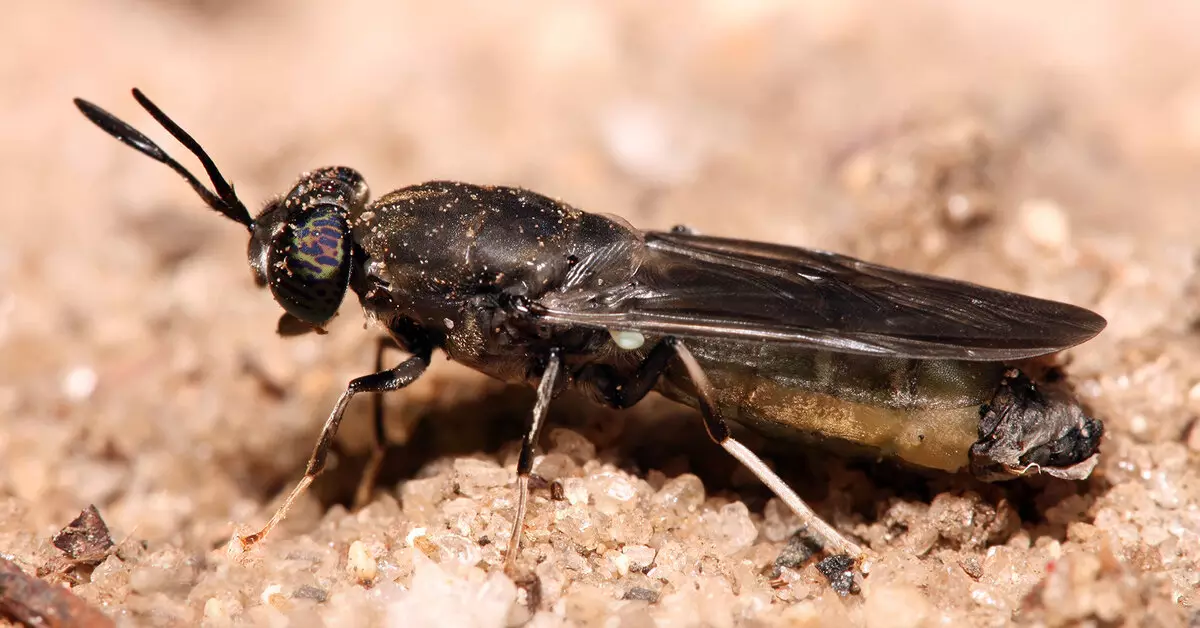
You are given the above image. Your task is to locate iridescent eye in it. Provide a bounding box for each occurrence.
[266,204,352,326]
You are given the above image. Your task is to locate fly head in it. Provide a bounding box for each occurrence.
[249,167,369,331]
[75,90,369,334]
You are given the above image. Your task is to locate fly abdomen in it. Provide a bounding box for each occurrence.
[656,338,1006,473]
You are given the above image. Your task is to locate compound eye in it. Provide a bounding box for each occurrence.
[266,204,352,326]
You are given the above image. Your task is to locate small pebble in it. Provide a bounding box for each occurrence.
[62,365,97,401]
[771,534,820,577]
[816,555,859,596]
[1018,198,1070,250]
[960,557,984,580]
[655,474,705,512]
[702,502,758,556]
[561,477,589,506]
[550,428,597,463]
[1185,419,1200,452]
[588,471,637,514]
[260,583,285,607]
[292,585,328,603]
[203,597,233,625]
[623,587,659,603]
[348,541,378,584]
[604,549,630,576]
[622,544,656,572]
[863,585,932,628]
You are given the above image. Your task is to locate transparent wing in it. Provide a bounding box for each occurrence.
[534,231,1106,360]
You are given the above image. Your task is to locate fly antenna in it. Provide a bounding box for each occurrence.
[74,88,254,229]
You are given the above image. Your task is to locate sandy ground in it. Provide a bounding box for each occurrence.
[2,1,1200,626]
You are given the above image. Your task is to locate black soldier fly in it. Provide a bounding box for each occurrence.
[74,89,1106,572]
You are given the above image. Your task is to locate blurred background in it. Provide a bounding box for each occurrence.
[2,0,1199,624]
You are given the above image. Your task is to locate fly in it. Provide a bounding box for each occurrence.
[74,89,1106,575]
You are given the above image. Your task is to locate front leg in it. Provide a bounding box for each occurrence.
[234,347,432,551]
[354,336,399,509]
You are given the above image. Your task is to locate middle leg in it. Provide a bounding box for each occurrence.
[505,349,565,569]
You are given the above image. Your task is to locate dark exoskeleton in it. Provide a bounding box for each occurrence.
[74,90,1106,573]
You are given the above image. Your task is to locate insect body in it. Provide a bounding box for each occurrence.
[75,90,1106,570]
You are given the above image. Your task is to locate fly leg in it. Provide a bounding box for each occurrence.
[353,337,395,510]
[580,337,865,561]
[669,339,866,562]
[233,347,432,552]
[584,338,679,409]
[505,349,564,570]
